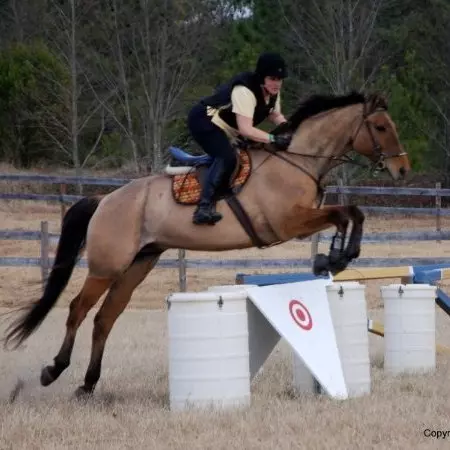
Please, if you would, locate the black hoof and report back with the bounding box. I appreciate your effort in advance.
[328,248,343,265]
[74,385,94,400]
[40,366,56,386]
[328,256,349,275]
[313,254,330,276]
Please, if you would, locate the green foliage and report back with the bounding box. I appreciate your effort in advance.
[372,50,434,170]
[0,41,70,167]
[211,23,263,84]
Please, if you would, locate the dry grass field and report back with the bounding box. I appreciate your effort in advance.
[1,198,450,449]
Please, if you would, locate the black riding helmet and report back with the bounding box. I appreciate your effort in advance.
[254,52,288,83]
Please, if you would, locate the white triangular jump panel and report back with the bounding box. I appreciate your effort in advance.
[246,279,348,399]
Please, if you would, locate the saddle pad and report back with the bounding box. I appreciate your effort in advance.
[171,150,251,205]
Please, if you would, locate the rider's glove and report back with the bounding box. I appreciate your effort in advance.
[269,134,291,151]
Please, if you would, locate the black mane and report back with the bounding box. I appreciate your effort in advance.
[272,91,366,134]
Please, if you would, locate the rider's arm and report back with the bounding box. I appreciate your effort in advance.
[231,86,273,143]
[236,114,272,143]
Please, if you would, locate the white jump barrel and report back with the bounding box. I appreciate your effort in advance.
[292,352,319,394]
[381,284,436,375]
[326,282,371,396]
[207,284,257,293]
[208,284,281,382]
[166,290,251,411]
[292,281,370,397]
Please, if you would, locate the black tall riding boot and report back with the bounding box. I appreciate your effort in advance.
[193,159,229,225]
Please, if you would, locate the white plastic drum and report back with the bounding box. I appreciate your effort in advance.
[208,284,281,382]
[326,282,371,397]
[292,352,318,394]
[167,290,251,411]
[381,283,436,375]
[207,284,257,293]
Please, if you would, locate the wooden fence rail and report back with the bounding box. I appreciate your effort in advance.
[3,222,450,292]
[2,173,450,291]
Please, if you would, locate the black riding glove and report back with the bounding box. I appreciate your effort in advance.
[270,134,291,151]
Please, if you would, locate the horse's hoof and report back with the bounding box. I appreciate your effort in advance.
[313,254,329,276]
[40,366,55,386]
[328,256,349,275]
[328,248,344,265]
[74,385,94,400]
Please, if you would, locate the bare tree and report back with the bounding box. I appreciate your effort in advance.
[37,0,108,183]
[91,0,214,174]
[0,0,47,45]
[280,0,387,93]
[279,0,389,184]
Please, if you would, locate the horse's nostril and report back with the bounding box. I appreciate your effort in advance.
[399,167,406,176]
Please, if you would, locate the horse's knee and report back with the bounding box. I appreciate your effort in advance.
[328,209,349,231]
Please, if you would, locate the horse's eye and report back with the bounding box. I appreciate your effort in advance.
[374,124,386,132]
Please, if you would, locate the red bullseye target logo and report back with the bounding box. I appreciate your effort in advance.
[289,299,313,330]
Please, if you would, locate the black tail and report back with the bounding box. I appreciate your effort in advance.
[3,196,101,349]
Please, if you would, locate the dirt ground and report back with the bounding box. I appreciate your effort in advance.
[2,200,450,449]
[1,307,450,450]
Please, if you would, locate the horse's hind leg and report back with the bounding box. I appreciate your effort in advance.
[75,255,161,398]
[40,276,112,387]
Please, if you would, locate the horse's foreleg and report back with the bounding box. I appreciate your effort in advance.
[75,256,161,398]
[40,276,112,387]
[312,206,350,276]
[343,205,365,260]
[284,205,351,276]
[312,205,365,276]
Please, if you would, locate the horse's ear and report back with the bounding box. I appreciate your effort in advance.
[375,92,388,110]
[366,92,388,111]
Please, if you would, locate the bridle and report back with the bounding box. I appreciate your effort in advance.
[347,103,408,172]
[261,102,408,201]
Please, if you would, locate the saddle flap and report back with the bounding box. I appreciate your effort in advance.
[171,149,252,205]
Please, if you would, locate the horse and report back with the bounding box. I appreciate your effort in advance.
[2,91,410,398]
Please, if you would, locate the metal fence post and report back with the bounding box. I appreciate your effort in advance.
[40,221,50,291]
[436,182,442,243]
[178,249,187,292]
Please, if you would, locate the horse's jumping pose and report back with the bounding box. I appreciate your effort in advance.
[3,91,410,397]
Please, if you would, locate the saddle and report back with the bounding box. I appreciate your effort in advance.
[164,144,274,249]
[165,146,252,205]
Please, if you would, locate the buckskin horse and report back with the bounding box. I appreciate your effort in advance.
[3,91,410,398]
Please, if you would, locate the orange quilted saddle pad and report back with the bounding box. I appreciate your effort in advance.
[172,150,251,205]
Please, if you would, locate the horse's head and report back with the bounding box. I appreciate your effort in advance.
[349,93,410,180]
[270,91,411,182]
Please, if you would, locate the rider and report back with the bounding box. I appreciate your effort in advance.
[187,51,292,226]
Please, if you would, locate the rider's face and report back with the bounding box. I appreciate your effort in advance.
[263,76,283,95]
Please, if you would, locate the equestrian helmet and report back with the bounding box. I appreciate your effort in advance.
[254,52,288,82]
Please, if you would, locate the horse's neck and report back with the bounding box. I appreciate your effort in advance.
[244,105,362,206]
[288,104,363,181]
[248,149,317,200]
